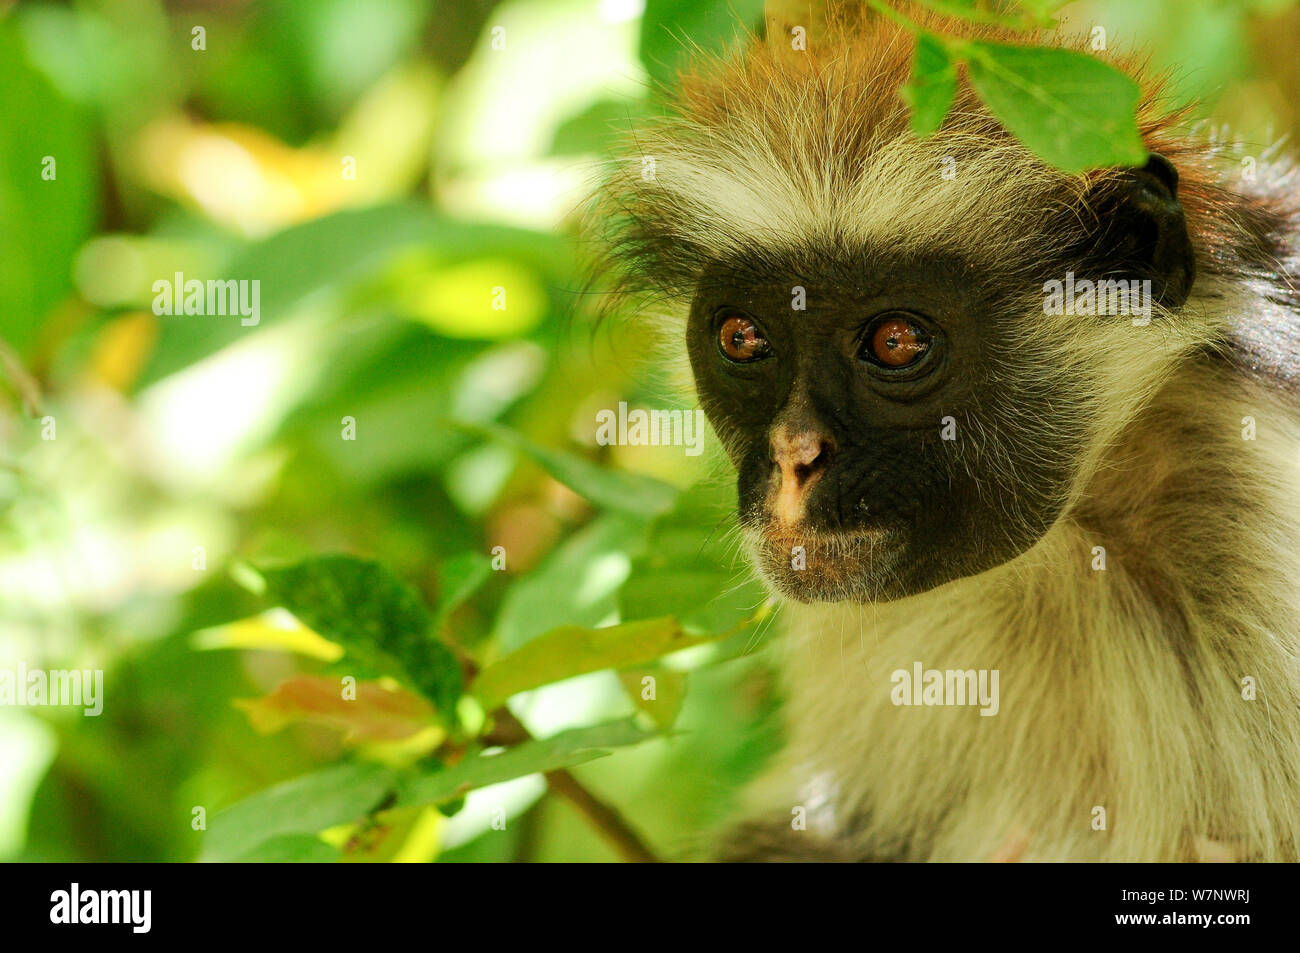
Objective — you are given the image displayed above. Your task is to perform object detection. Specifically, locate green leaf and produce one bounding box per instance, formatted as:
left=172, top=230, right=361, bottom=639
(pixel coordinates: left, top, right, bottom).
left=620, top=481, right=768, bottom=635
left=140, top=205, right=571, bottom=384
left=396, top=719, right=656, bottom=808
left=639, top=0, right=766, bottom=89
left=550, top=98, right=651, bottom=156
left=201, top=761, right=398, bottom=862
left=338, top=805, right=442, bottom=864
left=965, top=42, right=1147, bottom=173
left=491, top=511, right=652, bottom=651
left=281, top=324, right=491, bottom=487
left=143, top=205, right=441, bottom=383
left=0, top=22, right=97, bottom=356
left=619, top=667, right=688, bottom=731
left=907, top=0, right=1061, bottom=29
left=260, top=555, right=464, bottom=720
left=901, top=34, right=957, bottom=137
left=1014, top=0, right=1070, bottom=23
left=474, top=616, right=723, bottom=711
left=434, top=551, right=491, bottom=631
left=229, top=834, right=342, bottom=863
left=456, top=420, right=679, bottom=519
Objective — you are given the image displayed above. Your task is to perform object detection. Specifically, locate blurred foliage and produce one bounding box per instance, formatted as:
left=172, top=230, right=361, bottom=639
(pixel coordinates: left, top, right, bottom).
left=0, top=0, right=1296, bottom=862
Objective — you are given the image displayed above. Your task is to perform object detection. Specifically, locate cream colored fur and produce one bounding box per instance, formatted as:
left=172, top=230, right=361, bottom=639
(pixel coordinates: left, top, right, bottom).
left=617, top=157, right=1300, bottom=861
left=593, top=15, right=1300, bottom=861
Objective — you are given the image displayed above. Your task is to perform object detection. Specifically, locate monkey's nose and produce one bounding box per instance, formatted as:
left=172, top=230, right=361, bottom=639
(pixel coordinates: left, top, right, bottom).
left=769, top=428, right=835, bottom=524
left=773, top=431, right=834, bottom=485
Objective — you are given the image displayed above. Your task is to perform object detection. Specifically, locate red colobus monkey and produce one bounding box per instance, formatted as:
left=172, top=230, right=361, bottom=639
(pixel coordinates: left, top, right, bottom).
left=594, top=6, right=1300, bottom=860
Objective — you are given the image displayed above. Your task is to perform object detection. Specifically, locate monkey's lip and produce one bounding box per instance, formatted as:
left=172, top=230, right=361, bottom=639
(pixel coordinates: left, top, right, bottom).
left=749, top=523, right=900, bottom=566
left=754, top=523, right=894, bottom=547
left=748, top=523, right=901, bottom=603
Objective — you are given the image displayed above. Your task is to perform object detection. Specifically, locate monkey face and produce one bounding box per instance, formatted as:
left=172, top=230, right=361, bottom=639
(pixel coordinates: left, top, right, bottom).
left=686, top=249, right=1085, bottom=603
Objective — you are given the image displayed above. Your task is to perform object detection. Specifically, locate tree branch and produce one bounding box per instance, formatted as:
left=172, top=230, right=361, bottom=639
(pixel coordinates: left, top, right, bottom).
left=542, top=767, right=660, bottom=863
left=488, top=707, right=661, bottom=863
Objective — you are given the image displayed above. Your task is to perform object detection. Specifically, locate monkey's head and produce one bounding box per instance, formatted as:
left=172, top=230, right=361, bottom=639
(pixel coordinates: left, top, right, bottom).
left=598, top=18, right=1207, bottom=603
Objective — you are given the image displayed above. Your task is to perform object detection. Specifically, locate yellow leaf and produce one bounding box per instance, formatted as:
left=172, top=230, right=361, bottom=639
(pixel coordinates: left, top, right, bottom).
left=135, top=117, right=339, bottom=236
left=395, top=257, right=546, bottom=339
left=192, top=609, right=344, bottom=661
left=326, top=805, right=444, bottom=864
left=87, top=311, right=158, bottom=392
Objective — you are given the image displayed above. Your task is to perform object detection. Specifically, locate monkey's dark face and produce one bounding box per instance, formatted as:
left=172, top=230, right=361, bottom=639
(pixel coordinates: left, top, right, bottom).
left=687, top=249, right=1084, bottom=603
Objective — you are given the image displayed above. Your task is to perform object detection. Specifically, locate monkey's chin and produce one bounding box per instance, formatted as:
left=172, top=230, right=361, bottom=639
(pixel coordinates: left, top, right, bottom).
left=746, top=525, right=903, bottom=604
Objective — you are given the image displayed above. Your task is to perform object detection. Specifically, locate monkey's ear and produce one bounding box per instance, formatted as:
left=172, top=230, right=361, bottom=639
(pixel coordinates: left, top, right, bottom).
left=1097, top=153, right=1196, bottom=308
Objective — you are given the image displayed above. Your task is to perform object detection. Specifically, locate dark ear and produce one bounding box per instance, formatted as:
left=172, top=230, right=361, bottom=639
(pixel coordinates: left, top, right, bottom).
left=1096, top=153, right=1196, bottom=308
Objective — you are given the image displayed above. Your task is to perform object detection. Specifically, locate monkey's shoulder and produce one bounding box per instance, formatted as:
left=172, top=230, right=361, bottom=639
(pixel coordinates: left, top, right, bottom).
left=1217, top=299, right=1300, bottom=396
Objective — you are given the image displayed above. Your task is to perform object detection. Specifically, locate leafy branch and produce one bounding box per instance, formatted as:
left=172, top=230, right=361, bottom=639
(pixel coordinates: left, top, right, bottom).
left=865, top=0, right=1148, bottom=172
left=193, top=421, right=771, bottom=862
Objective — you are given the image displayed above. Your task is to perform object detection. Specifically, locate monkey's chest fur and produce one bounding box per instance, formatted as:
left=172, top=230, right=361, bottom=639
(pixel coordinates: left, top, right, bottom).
left=725, top=367, right=1300, bottom=863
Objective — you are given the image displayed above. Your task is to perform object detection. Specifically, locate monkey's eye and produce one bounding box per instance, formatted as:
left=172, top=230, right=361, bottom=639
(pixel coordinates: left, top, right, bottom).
left=860, top=313, right=932, bottom=369
left=717, top=312, right=771, bottom=363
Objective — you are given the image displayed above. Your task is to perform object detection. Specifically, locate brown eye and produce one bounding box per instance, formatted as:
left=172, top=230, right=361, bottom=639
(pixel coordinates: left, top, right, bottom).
left=717, top=313, right=771, bottom=363
left=864, top=314, right=931, bottom=368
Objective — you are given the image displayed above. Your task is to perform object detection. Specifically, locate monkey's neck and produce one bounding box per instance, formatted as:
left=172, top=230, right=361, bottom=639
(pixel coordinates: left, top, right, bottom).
left=770, top=359, right=1300, bottom=861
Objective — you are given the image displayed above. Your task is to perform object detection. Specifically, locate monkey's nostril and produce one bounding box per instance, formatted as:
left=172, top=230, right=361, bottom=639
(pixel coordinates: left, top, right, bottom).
left=772, top=432, right=834, bottom=488
left=791, top=441, right=833, bottom=485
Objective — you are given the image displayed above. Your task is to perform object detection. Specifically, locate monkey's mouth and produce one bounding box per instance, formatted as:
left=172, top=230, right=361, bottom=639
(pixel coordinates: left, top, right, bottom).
left=745, top=523, right=901, bottom=602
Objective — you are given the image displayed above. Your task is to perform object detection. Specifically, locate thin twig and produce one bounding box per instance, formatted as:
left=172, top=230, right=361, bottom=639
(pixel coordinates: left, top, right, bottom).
left=543, top=767, right=660, bottom=863
left=0, top=335, right=43, bottom=417
left=489, top=707, right=661, bottom=863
